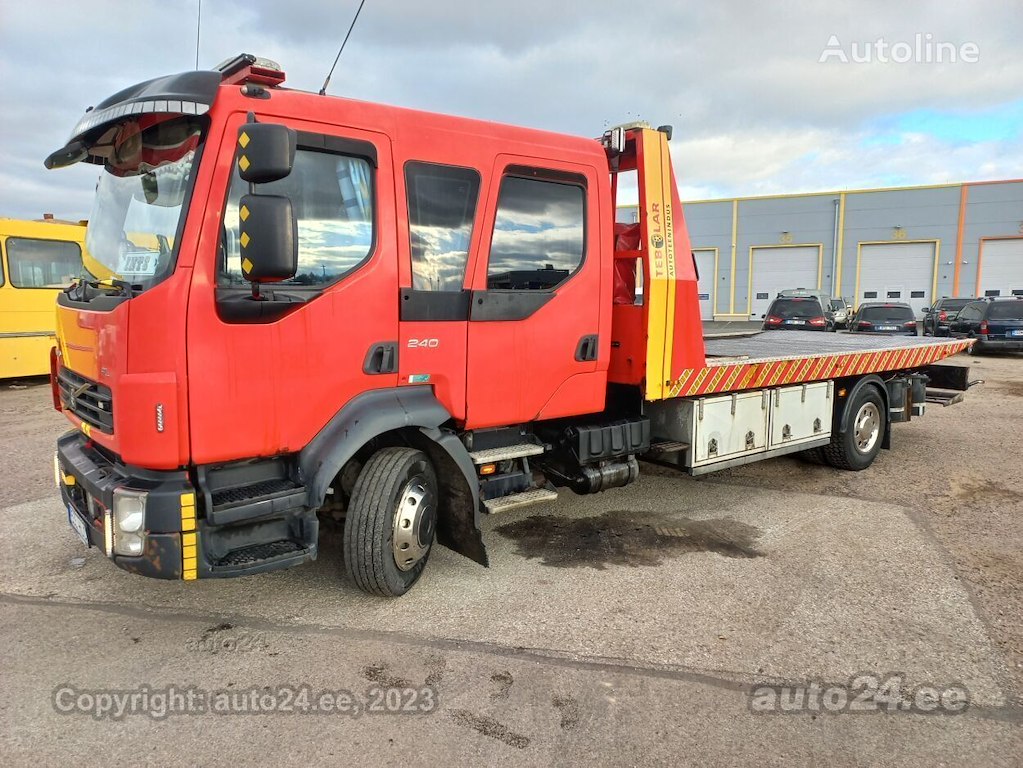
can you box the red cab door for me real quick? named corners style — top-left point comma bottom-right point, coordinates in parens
top-left (464, 157), bottom-right (608, 429)
top-left (396, 161), bottom-right (485, 422)
top-left (187, 114), bottom-right (399, 464)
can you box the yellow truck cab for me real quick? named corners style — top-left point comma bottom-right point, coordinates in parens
top-left (0, 217), bottom-right (87, 378)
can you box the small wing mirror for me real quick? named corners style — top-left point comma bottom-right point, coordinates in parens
top-left (238, 194), bottom-right (298, 283)
top-left (237, 123), bottom-right (297, 184)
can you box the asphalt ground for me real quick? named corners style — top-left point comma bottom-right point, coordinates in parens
top-left (1, 348), bottom-right (1021, 766)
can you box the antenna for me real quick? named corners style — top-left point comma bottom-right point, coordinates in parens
top-left (194, 0), bottom-right (202, 70)
top-left (319, 0), bottom-right (368, 96)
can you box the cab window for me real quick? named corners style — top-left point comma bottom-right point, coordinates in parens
top-left (6, 237), bottom-right (82, 288)
top-left (405, 162), bottom-right (480, 291)
top-left (220, 146), bottom-right (373, 288)
top-left (487, 174), bottom-right (585, 290)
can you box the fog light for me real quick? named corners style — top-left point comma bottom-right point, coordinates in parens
top-left (116, 532), bottom-right (145, 557)
top-left (53, 453), bottom-right (61, 489)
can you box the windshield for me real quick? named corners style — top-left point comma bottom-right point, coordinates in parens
top-left (769, 298), bottom-right (823, 318)
top-left (84, 115), bottom-right (204, 291)
top-left (860, 305), bottom-right (914, 322)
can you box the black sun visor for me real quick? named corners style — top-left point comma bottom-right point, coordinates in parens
top-left (45, 70), bottom-right (222, 169)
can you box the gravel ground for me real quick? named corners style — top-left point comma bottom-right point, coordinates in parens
top-left (1, 352), bottom-right (1021, 763)
top-left (0, 377), bottom-right (66, 507)
top-left (665, 351), bottom-right (1023, 702)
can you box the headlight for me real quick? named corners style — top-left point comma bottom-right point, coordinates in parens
top-left (113, 488), bottom-right (148, 556)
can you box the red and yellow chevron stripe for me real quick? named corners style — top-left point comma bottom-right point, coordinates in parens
top-left (665, 339), bottom-right (971, 399)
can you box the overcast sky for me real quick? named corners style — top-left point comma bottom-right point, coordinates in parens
top-left (1, 0), bottom-right (1020, 220)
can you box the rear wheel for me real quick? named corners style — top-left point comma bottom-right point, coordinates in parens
top-left (343, 447), bottom-right (438, 596)
top-left (822, 386), bottom-right (886, 471)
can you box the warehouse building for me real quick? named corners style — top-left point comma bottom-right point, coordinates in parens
top-left (618, 179), bottom-right (1023, 320)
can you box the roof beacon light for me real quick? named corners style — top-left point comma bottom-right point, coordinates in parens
top-left (216, 53), bottom-right (286, 87)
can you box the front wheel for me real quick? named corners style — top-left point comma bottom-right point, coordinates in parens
top-left (343, 447), bottom-right (438, 596)
top-left (822, 386), bottom-right (886, 471)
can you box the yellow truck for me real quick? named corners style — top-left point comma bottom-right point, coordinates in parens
top-left (0, 217), bottom-right (86, 378)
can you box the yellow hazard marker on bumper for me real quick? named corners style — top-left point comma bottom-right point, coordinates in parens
top-left (180, 492), bottom-right (198, 581)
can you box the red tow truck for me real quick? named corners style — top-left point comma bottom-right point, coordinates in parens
top-left (47, 55), bottom-right (973, 596)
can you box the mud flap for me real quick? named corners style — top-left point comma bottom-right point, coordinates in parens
top-left (420, 426), bottom-right (488, 567)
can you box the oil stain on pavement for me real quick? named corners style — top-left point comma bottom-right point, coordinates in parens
top-left (495, 511), bottom-right (763, 569)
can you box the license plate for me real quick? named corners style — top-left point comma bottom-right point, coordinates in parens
top-left (877, 325), bottom-right (897, 331)
top-left (67, 504), bottom-right (90, 547)
top-left (785, 319), bottom-right (806, 325)
top-left (1009, 329), bottom-right (1023, 337)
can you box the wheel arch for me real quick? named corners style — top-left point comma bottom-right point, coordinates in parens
top-left (298, 387), bottom-right (487, 566)
top-left (834, 374), bottom-right (892, 449)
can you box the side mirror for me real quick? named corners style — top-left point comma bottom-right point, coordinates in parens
top-left (237, 123), bottom-right (297, 184)
top-left (238, 194), bottom-right (297, 283)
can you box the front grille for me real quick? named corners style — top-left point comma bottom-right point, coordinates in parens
top-left (57, 367), bottom-right (114, 433)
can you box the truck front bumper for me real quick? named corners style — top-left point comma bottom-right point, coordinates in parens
top-left (56, 430), bottom-right (316, 581)
top-left (57, 430), bottom-right (193, 579)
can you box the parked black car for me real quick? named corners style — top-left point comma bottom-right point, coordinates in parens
top-left (922, 297), bottom-right (974, 336)
top-left (848, 302), bottom-right (918, 335)
top-left (762, 297), bottom-right (831, 331)
top-left (948, 297), bottom-right (1023, 353)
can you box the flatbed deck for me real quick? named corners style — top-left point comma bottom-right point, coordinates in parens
top-left (666, 331), bottom-right (971, 398)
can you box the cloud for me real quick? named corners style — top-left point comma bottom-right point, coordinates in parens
top-left (1, 0), bottom-right (1020, 222)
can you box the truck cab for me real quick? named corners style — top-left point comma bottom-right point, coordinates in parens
top-left (47, 55), bottom-right (703, 594)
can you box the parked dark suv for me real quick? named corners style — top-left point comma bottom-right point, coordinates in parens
top-left (922, 297), bottom-right (974, 336)
top-left (848, 302), bottom-right (918, 335)
top-left (762, 296), bottom-right (831, 331)
top-left (948, 297), bottom-right (1023, 353)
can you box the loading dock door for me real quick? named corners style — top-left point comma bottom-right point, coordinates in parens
top-left (750, 246), bottom-right (820, 318)
top-left (694, 249), bottom-right (716, 319)
top-left (859, 242), bottom-right (935, 315)
top-left (979, 238), bottom-right (1023, 298)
